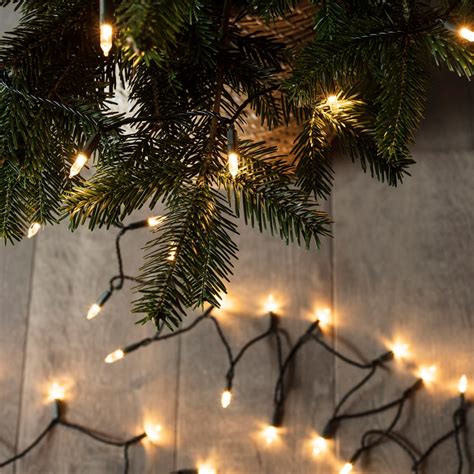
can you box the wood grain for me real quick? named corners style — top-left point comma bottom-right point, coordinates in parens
top-left (332, 71), bottom-right (474, 473)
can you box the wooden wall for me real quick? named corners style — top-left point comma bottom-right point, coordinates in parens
top-left (0, 9), bottom-right (473, 474)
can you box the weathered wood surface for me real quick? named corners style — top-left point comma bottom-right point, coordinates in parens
top-left (333, 71), bottom-right (474, 473)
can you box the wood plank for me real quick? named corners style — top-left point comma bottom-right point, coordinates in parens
top-left (175, 210), bottom-right (335, 473)
top-left (0, 7), bottom-right (31, 474)
top-left (15, 212), bottom-right (179, 473)
top-left (0, 240), bottom-right (35, 474)
top-left (333, 71), bottom-right (474, 473)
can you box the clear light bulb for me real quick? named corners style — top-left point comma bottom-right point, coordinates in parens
top-left (70, 152), bottom-right (88, 178)
top-left (228, 151), bottom-right (239, 178)
top-left (27, 222), bottom-right (41, 239)
top-left (458, 375), bottom-right (468, 394)
top-left (311, 436), bottom-right (328, 456)
top-left (86, 303), bottom-right (102, 320)
top-left (340, 462), bottom-right (353, 474)
top-left (198, 464), bottom-right (216, 474)
top-left (144, 423), bottom-right (162, 444)
top-left (147, 215), bottom-right (166, 227)
top-left (459, 27), bottom-right (474, 42)
top-left (391, 341), bottom-right (409, 360)
top-left (49, 382), bottom-right (65, 401)
top-left (104, 349), bottom-right (125, 364)
top-left (316, 308), bottom-right (331, 329)
top-left (100, 23), bottom-right (113, 56)
top-left (262, 425), bottom-right (278, 445)
top-left (326, 95), bottom-right (340, 112)
top-left (419, 365), bottom-right (437, 384)
top-left (221, 390), bottom-right (232, 408)
top-left (264, 294), bottom-right (279, 313)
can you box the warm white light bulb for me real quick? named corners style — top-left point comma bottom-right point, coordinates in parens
top-left (144, 423), bottom-right (162, 444)
top-left (419, 365), bottom-right (437, 384)
top-left (69, 152), bottom-right (88, 178)
top-left (262, 425), bottom-right (278, 445)
top-left (147, 215), bottom-right (166, 227)
top-left (326, 95), bottom-right (340, 112)
top-left (167, 245), bottom-right (177, 262)
top-left (311, 436), bottom-right (328, 456)
top-left (459, 27), bottom-right (474, 42)
top-left (458, 375), bottom-right (468, 394)
top-left (316, 308), bottom-right (331, 329)
top-left (49, 382), bottom-right (65, 401)
top-left (86, 303), bottom-right (102, 320)
top-left (100, 23), bottom-right (113, 56)
top-left (340, 462), bottom-right (353, 474)
top-left (228, 151), bottom-right (239, 178)
top-left (198, 464), bottom-right (216, 474)
top-left (221, 390), bottom-right (232, 408)
top-left (27, 222), bottom-right (41, 239)
top-left (391, 341), bottom-right (409, 360)
top-left (264, 294), bottom-right (279, 314)
top-left (104, 349), bottom-right (125, 364)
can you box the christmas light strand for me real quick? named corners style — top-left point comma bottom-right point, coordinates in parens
top-left (5, 219), bottom-right (471, 473)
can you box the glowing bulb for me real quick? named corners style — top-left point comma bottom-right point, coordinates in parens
top-left (86, 303), bottom-right (102, 320)
top-left (326, 95), bottom-right (340, 112)
top-left (316, 308), bottom-right (331, 329)
top-left (144, 423), bottom-right (162, 444)
top-left (419, 365), bottom-right (437, 384)
top-left (391, 341), bottom-right (410, 360)
top-left (221, 390), bottom-right (232, 408)
top-left (100, 23), bottom-right (113, 56)
top-left (459, 27), bottom-right (474, 42)
top-left (262, 425), bottom-right (278, 445)
top-left (458, 375), bottom-right (468, 394)
top-left (27, 222), bottom-right (41, 239)
top-left (104, 349), bottom-right (125, 364)
top-left (167, 245), bottom-right (177, 261)
top-left (49, 382), bottom-right (65, 401)
top-left (340, 463), bottom-right (353, 474)
top-left (147, 215), bottom-right (166, 227)
top-left (69, 152), bottom-right (88, 178)
top-left (264, 294), bottom-right (279, 314)
top-left (228, 151), bottom-right (239, 178)
top-left (198, 464), bottom-right (216, 474)
top-left (311, 436), bottom-right (328, 456)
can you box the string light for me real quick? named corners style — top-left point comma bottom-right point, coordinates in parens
top-left (198, 464), bottom-right (216, 474)
top-left (311, 436), bottom-right (328, 456)
top-left (459, 26), bottom-right (474, 42)
top-left (69, 152), bottom-right (88, 178)
top-left (27, 222), bottom-right (41, 239)
top-left (326, 94), bottom-right (340, 113)
top-left (48, 382), bottom-right (65, 401)
top-left (315, 308), bottom-right (331, 329)
top-left (418, 365), bottom-right (437, 384)
top-left (390, 341), bottom-right (410, 360)
top-left (264, 294), bottom-right (279, 314)
top-left (86, 289), bottom-right (112, 320)
top-left (221, 390), bottom-right (232, 408)
top-left (147, 215), bottom-right (166, 227)
top-left (104, 349), bottom-right (125, 364)
top-left (340, 462), bottom-right (353, 474)
top-left (167, 244), bottom-right (177, 262)
top-left (458, 375), bottom-right (468, 394)
top-left (99, 0), bottom-right (114, 56)
top-left (144, 423), bottom-right (162, 444)
top-left (262, 425), bottom-right (279, 445)
top-left (227, 124), bottom-right (239, 178)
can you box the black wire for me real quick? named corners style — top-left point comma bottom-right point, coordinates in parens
top-left (360, 429), bottom-right (419, 463)
top-left (0, 418), bottom-right (58, 468)
top-left (311, 334), bottom-right (374, 369)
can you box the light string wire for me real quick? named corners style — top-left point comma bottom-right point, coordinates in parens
top-left (4, 218), bottom-right (471, 474)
